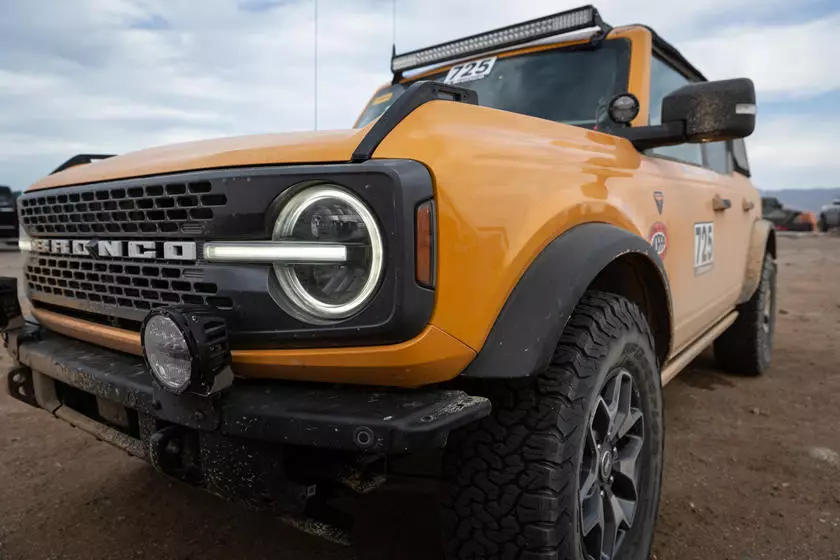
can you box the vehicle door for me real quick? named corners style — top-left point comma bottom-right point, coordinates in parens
top-left (642, 56), bottom-right (744, 353)
top-left (701, 138), bottom-right (757, 308)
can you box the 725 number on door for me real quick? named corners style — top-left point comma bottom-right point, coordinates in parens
top-left (694, 222), bottom-right (714, 275)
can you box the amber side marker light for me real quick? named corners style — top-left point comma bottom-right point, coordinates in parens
top-left (416, 200), bottom-right (436, 288)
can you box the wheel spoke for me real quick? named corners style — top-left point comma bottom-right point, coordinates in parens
top-left (581, 489), bottom-right (604, 537)
top-left (615, 407), bottom-right (643, 440)
top-left (606, 371), bottom-right (635, 438)
top-left (592, 396), bottom-right (611, 444)
top-left (580, 468), bottom-right (598, 505)
top-left (581, 490), bottom-right (605, 560)
top-left (579, 368), bottom-right (646, 560)
top-left (613, 435), bottom-right (643, 501)
top-left (603, 492), bottom-right (630, 556)
top-left (603, 375), bottom-right (623, 427)
top-left (601, 492), bottom-right (621, 559)
top-left (614, 495), bottom-right (636, 527)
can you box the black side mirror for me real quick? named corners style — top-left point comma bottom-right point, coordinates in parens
top-left (663, 78), bottom-right (756, 141)
top-left (620, 78), bottom-right (756, 151)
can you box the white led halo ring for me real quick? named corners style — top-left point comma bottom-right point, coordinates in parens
top-left (271, 185), bottom-right (384, 321)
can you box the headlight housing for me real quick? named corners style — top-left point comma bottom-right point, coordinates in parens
top-left (272, 185), bottom-right (384, 322)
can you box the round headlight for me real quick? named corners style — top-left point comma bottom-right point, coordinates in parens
top-left (272, 185), bottom-right (383, 322)
top-left (142, 314), bottom-right (193, 393)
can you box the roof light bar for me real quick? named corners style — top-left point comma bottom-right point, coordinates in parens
top-left (203, 241), bottom-right (347, 264)
top-left (391, 5), bottom-right (606, 74)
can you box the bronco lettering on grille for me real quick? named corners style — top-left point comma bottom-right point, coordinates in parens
top-left (30, 239), bottom-right (197, 261)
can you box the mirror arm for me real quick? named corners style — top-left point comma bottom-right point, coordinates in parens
top-left (615, 121), bottom-right (686, 151)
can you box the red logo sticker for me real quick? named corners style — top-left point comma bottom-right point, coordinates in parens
top-left (649, 222), bottom-right (668, 258)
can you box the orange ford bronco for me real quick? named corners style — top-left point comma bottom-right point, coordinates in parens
top-left (3, 6), bottom-right (775, 559)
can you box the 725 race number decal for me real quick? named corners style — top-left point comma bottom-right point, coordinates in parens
top-left (693, 222), bottom-right (714, 275)
top-left (443, 57), bottom-right (496, 85)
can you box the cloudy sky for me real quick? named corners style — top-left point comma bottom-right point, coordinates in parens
top-left (1, 0), bottom-right (838, 191)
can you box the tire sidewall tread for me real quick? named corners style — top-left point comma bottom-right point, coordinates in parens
top-left (442, 291), bottom-right (664, 560)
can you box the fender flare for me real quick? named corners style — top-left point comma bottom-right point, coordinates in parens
top-left (461, 223), bottom-right (672, 379)
top-left (737, 219), bottom-right (776, 304)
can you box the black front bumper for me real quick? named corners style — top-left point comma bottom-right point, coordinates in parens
top-left (5, 324), bottom-right (489, 515)
top-left (7, 325), bottom-right (489, 454)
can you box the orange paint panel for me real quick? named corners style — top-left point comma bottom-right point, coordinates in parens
top-left (33, 308), bottom-right (143, 356)
top-left (233, 326), bottom-right (475, 387)
top-left (32, 308), bottom-right (474, 387)
top-left (371, 100), bottom-right (655, 351)
top-left (27, 128), bottom-right (371, 191)
top-left (610, 26), bottom-right (653, 127)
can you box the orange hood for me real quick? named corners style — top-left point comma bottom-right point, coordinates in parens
top-left (28, 127), bottom-right (371, 192)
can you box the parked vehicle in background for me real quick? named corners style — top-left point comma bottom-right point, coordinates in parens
top-left (2, 6), bottom-right (775, 560)
top-left (762, 197), bottom-right (817, 232)
top-left (0, 186), bottom-right (20, 248)
top-left (818, 199), bottom-right (840, 232)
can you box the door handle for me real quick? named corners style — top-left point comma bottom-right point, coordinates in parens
top-left (712, 194), bottom-right (732, 212)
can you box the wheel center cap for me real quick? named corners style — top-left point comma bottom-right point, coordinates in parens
top-left (600, 450), bottom-right (613, 481)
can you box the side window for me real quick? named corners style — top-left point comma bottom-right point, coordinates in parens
top-left (703, 141), bottom-right (732, 175)
top-left (647, 57), bottom-right (703, 166)
top-left (731, 138), bottom-right (751, 176)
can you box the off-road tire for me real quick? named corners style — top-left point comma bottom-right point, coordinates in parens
top-left (441, 291), bottom-right (663, 560)
top-left (714, 253), bottom-right (776, 375)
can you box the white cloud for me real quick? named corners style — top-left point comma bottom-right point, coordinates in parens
top-left (0, 0), bottom-right (837, 190)
top-left (683, 13), bottom-right (840, 99)
top-left (749, 114), bottom-right (840, 189)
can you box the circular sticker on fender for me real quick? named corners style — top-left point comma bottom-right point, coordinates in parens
top-left (649, 222), bottom-right (668, 258)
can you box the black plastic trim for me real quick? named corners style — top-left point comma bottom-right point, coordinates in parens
top-left (732, 138), bottom-right (751, 177)
top-left (648, 27), bottom-right (706, 82)
top-left (51, 154), bottom-right (116, 175)
top-left (13, 328), bottom-right (491, 453)
top-left (461, 223), bottom-right (670, 379)
top-left (619, 120), bottom-right (686, 151)
top-left (351, 81), bottom-right (478, 162)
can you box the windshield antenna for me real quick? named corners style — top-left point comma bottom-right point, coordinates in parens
top-left (392, 0), bottom-right (397, 48)
top-left (314, 0), bottom-right (319, 131)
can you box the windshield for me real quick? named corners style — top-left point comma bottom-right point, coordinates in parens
top-left (356, 38), bottom-right (631, 130)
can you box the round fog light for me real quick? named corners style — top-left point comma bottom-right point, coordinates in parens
top-left (143, 313), bottom-right (193, 394)
top-left (141, 306), bottom-right (233, 396)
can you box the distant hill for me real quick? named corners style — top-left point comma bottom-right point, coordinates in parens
top-left (760, 188), bottom-right (840, 214)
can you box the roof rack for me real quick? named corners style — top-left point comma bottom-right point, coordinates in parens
top-left (391, 5), bottom-right (611, 79)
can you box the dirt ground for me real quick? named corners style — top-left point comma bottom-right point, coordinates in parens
top-left (1, 234), bottom-right (839, 560)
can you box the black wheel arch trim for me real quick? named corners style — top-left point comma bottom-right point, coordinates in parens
top-left (460, 222), bottom-right (673, 379)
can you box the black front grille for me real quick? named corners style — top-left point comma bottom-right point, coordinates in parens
top-left (19, 180), bottom-right (227, 236)
top-left (18, 161), bottom-right (433, 348)
top-left (25, 254), bottom-right (232, 317)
